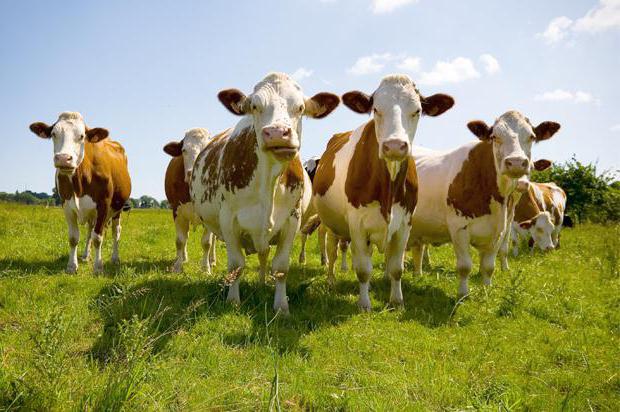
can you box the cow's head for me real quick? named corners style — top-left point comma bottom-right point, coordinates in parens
top-left (29, 112), bottom-right (109, 175)
top-left (217, 72), bottom-right (339, 162)
top-left (467, 111), bottom-right (560, 180)
top-left (342, 74), bottom-right (454, 179)
top-left (520, 212), bottom-right (555, 251)
top-left (164, 128), bottom-right (211, 183)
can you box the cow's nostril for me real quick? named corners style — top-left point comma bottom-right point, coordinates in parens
top-left (283, 128), bottom-right (291, 137)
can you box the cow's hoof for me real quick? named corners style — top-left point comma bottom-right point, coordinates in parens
top-left (226, 296), bottom-right (241, 306)
top-left (79, 255), bottom-right (89, 262)
top-left (389, 299), bottom-right (405, 310)
top-left (111, 256), bottom-right (120, 265)
top-left (326, 276), bottom-right (336, 288)
top-left (93, 261), bottom-right (104, 274)
top-left (66, 265), bottom-right (77, 275)
top-left (274, 303), bottom-right (290, 316)
top-left (358, 299), bottom-right (372, 312)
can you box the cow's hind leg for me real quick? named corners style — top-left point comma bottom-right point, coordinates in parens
top-left (172, 215), bottom-right (190, 273)
top-left (92, 203), bottom-right (110, 274)
top-left (64, 204), bottom-right (79, 274)
top-left (451, 228), bottom-right (472, 298)
top-left (350, 228), bottom-right (373, 312)
top-left (298, 233), bottom-right (307, 264)
top-left (80, 219), bottom-right (94, 261)
top-left (258, 249), bottom-right (269, 284)
top-left (479, 248), bottom-right (496, 287)
top-left (410, 242), bottom-right (425, 276)
top-left (111, 214), bottom-right (121, 265)
top-left (339, 239), bottom-right (349, 273)
top-left (201, 228), bottom-right (215, 274)
top-left (209, 234), bottom-right (217, 266)
top-left (325, 230), bottom-right (339, 287)
top-left (220, 211), bottom-right (245, 306)
top-left (318, 224), bottom-right (327, 266)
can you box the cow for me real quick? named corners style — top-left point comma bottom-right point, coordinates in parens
top-left (163, 128), bottom-right (217, 273)
top-left (511, 180), bottom-right (567, 255)
top-left (313, 74), bottom-right (454, 310)
top-left (298, 156), bottom-right (350, 275)
top-left (408, 110), bottom-right (560, 297)
top-left (189, 72), bottom-right (340, 314)
top-left (29, 111), bottom-right (132, 274)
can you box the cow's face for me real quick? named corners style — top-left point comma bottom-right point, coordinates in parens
top-left (342, 74), bottom-right (454, 178)
top-left (217, 72), bottom-right (339, 163)
top-left (29, 112), bottom-right (108, 175)
top-left (521, 212), bottom-right (555, 251)
top-left (468, 111), bottom-right (560, 179)
top-left (164, 128), bottom-right (211, 183)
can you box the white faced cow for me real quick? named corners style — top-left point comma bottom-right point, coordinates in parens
top-left (313, 74), bottom-right (454, 310)
top-left (190, 72), bottom-right (339, 314)
top-left (29, 112), bottom-right (132, 274)
top-left (163, 128), bottom-right (217, 273)
top-left (408, 111), bottom-right (560, 297)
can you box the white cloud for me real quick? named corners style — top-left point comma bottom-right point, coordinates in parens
top-left (539, 1), bottom-right (620, 44)
top-left (610, 124), bottom-right (620, 132)
top-left (291, 67), bottom-right (313, 81)
top-left (574, 0), bottom-right (620, 33)
top-left (371, 0), bottom-right (418, 14)
top-left (347, 53), bottom-right (396, 75)
top-left (534, 89), bottom-right (597, 104)
top-left (418, 57), bottom-right (480, 86)
top-left (479, 54), bottom-right (500, 74)
top-left (396, 56), bottom-right (421, 72)
top-left (538, 16), bottom-right (573, 44)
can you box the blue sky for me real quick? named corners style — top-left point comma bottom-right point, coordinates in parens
top-left (1, 0), bottom-right (618, 200)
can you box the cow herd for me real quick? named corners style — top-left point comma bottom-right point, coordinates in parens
top-left (29, 72), bottom-right (568, 315)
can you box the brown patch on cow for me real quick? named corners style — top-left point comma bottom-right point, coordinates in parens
top-left (313, 131), bottom-right (351, 196)
top-left (164, 156), bottom-right (190, 218)
top-left (56, 139), bottom-right (132, 233)
top-left (281, 155), bottom-right (304, 191)
top-left (514, 185), bottom-right (544, 223)
top-left (222, 127), bottom-right (258, 192)
top-left (539, 183), bottom-right (565, 225)
top-left (345, 120), bottom-right (418, 219)
top-left (199, 130), bottom-right (229, 203)
top-left (447, 141), bottom-right (504, 218)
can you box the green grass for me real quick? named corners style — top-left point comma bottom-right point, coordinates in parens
top-left (0, 202), bottom-right (618, 411)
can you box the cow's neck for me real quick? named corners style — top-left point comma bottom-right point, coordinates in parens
top-left (56, 144), bottom-right (92, 201)
top-left (253, 137), bottom-right (288, 234)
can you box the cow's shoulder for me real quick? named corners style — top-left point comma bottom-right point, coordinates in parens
top-left (313, 130), bottom-right (351, 196)
top-left (281, 155), bottom-right (304, 192)
top-left (195, 128), bottom-right (231, 203)
top-left (447, 141), bottom-right (503, 218)
top-left (221, 126), bottom-right (258, 193)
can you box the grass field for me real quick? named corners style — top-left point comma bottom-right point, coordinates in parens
top-left (0, 202), bottom-right (618, 411)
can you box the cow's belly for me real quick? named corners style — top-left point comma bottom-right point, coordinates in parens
top-left (350, 203), bottom-right (391, 252)
top-left (410, 194), bottom-right (451, 245)
top-left (314, 178), bottom-right (350, 239)
top-left (176, 202), bottom-right (201, 226)
top-left (66, 195), bottom-right (97, 225)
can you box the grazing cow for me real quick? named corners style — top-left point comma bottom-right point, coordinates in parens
top-left (314, 74), bottom-right (454, 310)
top-left (29, 112), bottom-right (131, 274)
top-left (190, 72), bottom-right (339, 313)
top-left (298, 157), bottom-right (350, 274)
top-left (163, 128), bottom-right (217, 273)
top-left (408, 111), bottom-right (560, 297)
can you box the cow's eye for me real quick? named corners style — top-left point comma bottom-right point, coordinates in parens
top-left (412, 109), bottom-right (420, 117)
top-left (298, 105), bottom-right (304, 113)
top-left (373, 108), bottom-right (380, 116)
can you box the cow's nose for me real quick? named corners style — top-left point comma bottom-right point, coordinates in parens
top-left (54, 154), bottom-right (73, 167)
top-left (504, 157), bottom-right (529, 170)
top-left (381, 139), bottom-right (409, 161)
top-left (262, 125), bottom-right (291, 141)
top-left (544, 245), bottom-right (555, 252)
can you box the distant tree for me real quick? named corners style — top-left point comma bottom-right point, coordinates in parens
top-left (139, 195), bottom-right (159, 209)
top-left (52, 187), bottom-right (62, 205)
top-left (160, 199), bottom-right (170, 209)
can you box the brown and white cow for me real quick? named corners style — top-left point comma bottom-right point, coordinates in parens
top-left (408, 111), bottom-right (560, 297)
top-left (29, 112), bottom-right (132, 274)
top-left (163, 128), bottom-right (217, 273)
top-left (190, 72), bottom-right (339, 314)
top-left (313, 74), bottom-right (454, 310)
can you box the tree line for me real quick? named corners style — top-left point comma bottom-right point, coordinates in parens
top-left (0, 191), bottom-right (169, 210)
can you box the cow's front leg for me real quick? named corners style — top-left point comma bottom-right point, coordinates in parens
top-left (172, 214), bottom-right (190, 273)
top-left (450, 227), bottom-right (472, 298)
top-left (384, 227), bottom-right (409, 308)
top-left (64, 204), bottom-right (79, 274)
top-left (209, 233), bottom-right (217, 266)
top-left (350, 226), bottom-right (373, 312)
top-left (339, 239), bottom-right (349, 272)
top-left (511, 224), bottom-right (520, 257)
top-left (111, 214), bottom-right (121, 265)
top-left (92, 203), bottom-right (109, 274)
top-left (220, 211), bottom-right (245, 305)
top-left (270, 217), bottom-right (299, 315)
top-left (80, 219), bottom-right (94, 261)
top-left (479, 248), bottom-right (496, 287)
top-left (410, 241), bottom-right (425, 276)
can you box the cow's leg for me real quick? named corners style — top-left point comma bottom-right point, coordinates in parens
top-left (318, 224), bottom-right (327, 266)
top-left (384, 227), bottom-right (409, 308)
top-left (209, 233), bottom-right (217, 266)
top-left (80, 219), bottom-right (94, 261)
top-left (410, 242), bottom-right (424, 276)
top-left (258, 249), bottom-right (269, 284)
top-left (64, 204), bottom-right (79, 274)
top-left (270, 217), bottom-right (298, 315)
top-left (339, 239), bottom-right (349, 272)
top-left (172, 215), bottom-right (190, 273)
top-left (511, 224), bottom-right (520, 257)
top-left (92, 203), bottom-right (110, 274)
top-left (552, 225), bottom-right (561, 249)
top-left (422, 245), bottom-right (431, 269)
top-left (479, 248), bottom-right (496, 287)
top-left (298, 233), bottom-right (307, 264)
top-left (325, 230), bottom-right (339, 287)
top-left (451, 228), bottom-right (472, 298)
top-left (200, 228), bottom-right (214, 275)
top-left (350, 228), bottom-right (373, 312)
top-left (220, 214), bottom-right (245, 305)
top-left (498, 228), bottom-right (510, 271)
top-left (110, 214), bottom-right (121, 265)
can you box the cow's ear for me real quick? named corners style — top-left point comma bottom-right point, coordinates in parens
top-left (86, 127), bottom-right (109, 143)
top-left (533, 159), bottom-right (552, 171)
top-left (218, 89), bottom-right (248, 116)
top-left (163, 141), bottom-right (183, 157)
top-left (29, 122), bottom-right (53, 139)
top-left (342, 91), bottom-right (372, 114)
top-left (467, 120), bottom-right (492, 141)
top-left (305, 92), bottom-right (340, 119)
top-left (534, 121), bottom-right (560, 142)
top-left (520, 220), bottom-right (534, 229)
top-left (421, 93), bottom-right (454, 116)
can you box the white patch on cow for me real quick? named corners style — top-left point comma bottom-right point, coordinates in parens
top-left (50, 112), bottom-right (88, 173)
top-left (180, 128), bottom-right (211, 183)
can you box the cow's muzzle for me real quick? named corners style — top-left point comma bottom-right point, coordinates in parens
top-left (381, 139), bottom-right (409, 162)
top-left (262, 125), bottom-right (299, 161)
top-left (503, 156), bottom-right (529, 178)
top-left (54, 154), bottom-right (76, 174)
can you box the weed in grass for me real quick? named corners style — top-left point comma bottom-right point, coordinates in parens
top-left (496, 269), bottom-right (527, 318)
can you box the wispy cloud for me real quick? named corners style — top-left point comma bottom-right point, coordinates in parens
top-left (610, 124), bottom-right (620, 132)
top-left (396, 56), bottom-right (421, 72)
top-left (534, 89), bottom-right (597, 104)
top-left (538, 0), bottom-right (620, 44)
top-left (479, 54), bottom-right (500, 74)
top-left (371, 0), bottom-right (419, 14)
top-left (291, 67), bottom-right (313, 81)
top-left (347, 53), bottom-right (398, 75)
top-left (418, 57), bottom-right (480, 86)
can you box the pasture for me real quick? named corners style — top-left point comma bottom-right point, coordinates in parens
top-left (0, 202), bottom-right (618, 410)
